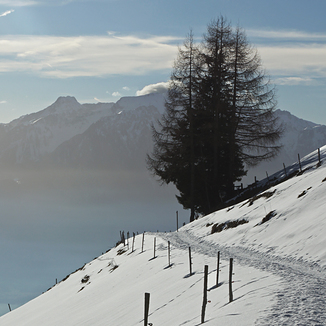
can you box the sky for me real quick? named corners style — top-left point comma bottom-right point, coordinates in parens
top-left (0, 0), bottom-right (325, 123)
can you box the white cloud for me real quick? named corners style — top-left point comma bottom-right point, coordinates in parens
top-left (112, 92), bottom-right (121, 97)
top-left (136, 81), bottom-right (170, 96)
top-left (273, 77), bottom-right (313, 86)
top-left (248, 29), bottom-right (326, 41)
top-left (0, 30), bottom-right (325, 86)
top-left (0, 100), bottom-right (7, 104)
top-left (0, 0), bottom-right (78, 6)
top-left (0, 34), bottom-right (178, 78)
top-left (0, 9), bottom-right (14, 17)
top-left (245, 28), bottom-right (326, 85)
top-left (0, 1), bottom-right (37, 6)
top-left (122, 86), bottom-right (130, 91)
top-left (258, 44), bottom-right (326, 79)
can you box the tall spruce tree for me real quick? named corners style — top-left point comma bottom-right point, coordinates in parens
top-left (147, 32), bottom-right (200, 221)
top-left (147, 17), bottom-right (282, 218)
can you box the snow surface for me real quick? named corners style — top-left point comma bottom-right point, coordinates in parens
top-left (1, 146), bottom-right (326, 325)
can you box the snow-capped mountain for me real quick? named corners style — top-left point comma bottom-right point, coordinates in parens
top-left (0, 96), bottom-right (115, 167)
top-left (44, 105), bottom-right (161, 171)
top-left (0, 93), bottom-right (166, 171)
top-left (113, 91), bottom-right (166, 113)
top-left (0, 92), bottom-right (325, 185)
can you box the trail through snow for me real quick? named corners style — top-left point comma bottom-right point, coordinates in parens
top-left (159, 229), bottom-right (326, 325)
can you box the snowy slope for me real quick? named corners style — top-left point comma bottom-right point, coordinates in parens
top-left (1, 146), bottom-right (326, 325)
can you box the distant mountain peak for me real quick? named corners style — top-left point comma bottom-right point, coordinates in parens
top-left (47, 96), bottom-right (81, 113)
top-left (54, 96), bottom-right (79, 105)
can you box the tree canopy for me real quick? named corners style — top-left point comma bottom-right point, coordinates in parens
top-left (147, 17), bottom-right (282, 221)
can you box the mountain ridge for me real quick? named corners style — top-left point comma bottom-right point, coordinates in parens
top-left (0, 93), bottom-right (325, 187)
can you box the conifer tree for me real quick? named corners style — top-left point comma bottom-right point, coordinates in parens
top-left (147, 17), bottom-right (282, 218)
top-left (147, 32), bottom-right (200, 221)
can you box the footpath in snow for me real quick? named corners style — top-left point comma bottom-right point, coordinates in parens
top-left (161, 229), bottom-right (326, 325)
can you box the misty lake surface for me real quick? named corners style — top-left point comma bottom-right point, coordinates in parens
top-left (0, 169), bottom-right (186, 316)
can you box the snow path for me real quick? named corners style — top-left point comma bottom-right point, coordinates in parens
top-left (157, 229), bottom-right (326, 325)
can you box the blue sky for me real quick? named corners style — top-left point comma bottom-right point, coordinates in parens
top-left (0, 0), bottom-right (325, 123)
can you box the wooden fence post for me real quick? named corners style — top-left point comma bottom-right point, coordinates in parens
top-left (283, 163), bottom-right (287, 177)
top-left (144, 292), bottom-right (150, 326)
top-left (121, 231), bottom-right (125, 246)
top-left (176, 211), bottom-right (179, 232)
top-left (318, 148), bottom-right (321, 164)
top-left (201, 265), bottom-right (208, 324)
top-left (142, 232), bottom-right (145, 253)
top-left (132, 233), bottom-right (135, 252)
top-left (153, 237), bottom-right (156, 259)
top-left (216, 251), bottom-right (220, 287)
top-left (189, 247), bottom-right (192, 276)
top-left (8, 304), bottom-right (11, 312)
top-left (298, 153), bottom-right (302, 172)
top-left (168, 241), bottom-right (171, 267)
top-left (229, 258), bottom-right (233, 303)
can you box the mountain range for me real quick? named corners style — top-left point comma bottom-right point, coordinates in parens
top-left (0, 92), bottom-right (325, 187)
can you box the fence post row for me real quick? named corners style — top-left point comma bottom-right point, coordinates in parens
top-left (201, 265), bottom-right (208, 324)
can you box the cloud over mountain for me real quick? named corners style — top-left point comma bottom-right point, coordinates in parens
top-left (136, 81), bottom-right (170, 96)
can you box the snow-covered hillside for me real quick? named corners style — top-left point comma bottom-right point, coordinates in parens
top-left (1, 146), bottom-right (326, 325)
